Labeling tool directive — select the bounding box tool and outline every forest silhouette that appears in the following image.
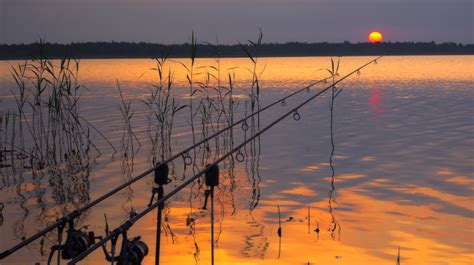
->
[1,41,473,60]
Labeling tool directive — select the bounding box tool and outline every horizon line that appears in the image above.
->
[1,40,473,46]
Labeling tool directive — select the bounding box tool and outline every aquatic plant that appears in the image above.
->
[117,81,141,159]
[239,30,264,211]
[327,57,342,240]
[2,42,97,250]
[143,55,187,164]
[8,43,99,169]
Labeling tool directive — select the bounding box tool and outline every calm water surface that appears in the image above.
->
[0,56,473,264]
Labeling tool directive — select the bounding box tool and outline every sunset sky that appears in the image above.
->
[1,0,472,44]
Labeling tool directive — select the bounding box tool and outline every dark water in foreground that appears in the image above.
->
[0,56,473,264]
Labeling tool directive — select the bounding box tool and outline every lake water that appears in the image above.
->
[0,56,473,264]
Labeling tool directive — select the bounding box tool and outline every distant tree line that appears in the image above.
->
[0,41,472,60]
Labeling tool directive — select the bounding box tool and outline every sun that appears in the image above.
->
[368,31,383,43]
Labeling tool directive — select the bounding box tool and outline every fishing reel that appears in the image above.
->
[102,230,148,265]
[47,218,97,264]
[100,213,148,265]
[61,228,94,260]
[117,234,148,265]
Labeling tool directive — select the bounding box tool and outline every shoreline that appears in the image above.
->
[1,42,473,60]
[1,53,474,61]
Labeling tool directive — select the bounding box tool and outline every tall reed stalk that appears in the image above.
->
[143,55,186,164]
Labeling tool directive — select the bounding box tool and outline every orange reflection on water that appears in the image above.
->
[1,56,473,264]
[331,186,473,265]
[133,199,393,265]
[3,56,471,91]
[392,186,473,212]
[281,186,317,197]
[446,176,474,186]
[94,170,472,265]
[322,174,367,183]
[299,165,320,172]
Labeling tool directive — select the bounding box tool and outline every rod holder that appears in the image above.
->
[205,164,219,187]
[154,163,169,186]
[152,163,168,265]
[203,164,219,265]
[149,163,169,207]
[202,164,219,210]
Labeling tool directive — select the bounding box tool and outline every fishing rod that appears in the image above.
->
[0,75,333,261]
[68,56,382,264]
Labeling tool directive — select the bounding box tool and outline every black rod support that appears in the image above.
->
[155,188,164,265]
[205,164,219,187]
[154,163,169,186]
[210,186,215,265]
[153,163,169,265]
[204,164,219,265]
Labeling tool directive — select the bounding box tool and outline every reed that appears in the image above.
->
[143,55,186,164]
[327,57,342,240]
[117,81,141,159]
[1,41,110,219]
[8,44,99,171]
[240,30,264,211]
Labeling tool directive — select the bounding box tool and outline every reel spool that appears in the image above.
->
[47,218,97,264]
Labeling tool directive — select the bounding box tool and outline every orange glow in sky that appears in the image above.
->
[369,31,383,43]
